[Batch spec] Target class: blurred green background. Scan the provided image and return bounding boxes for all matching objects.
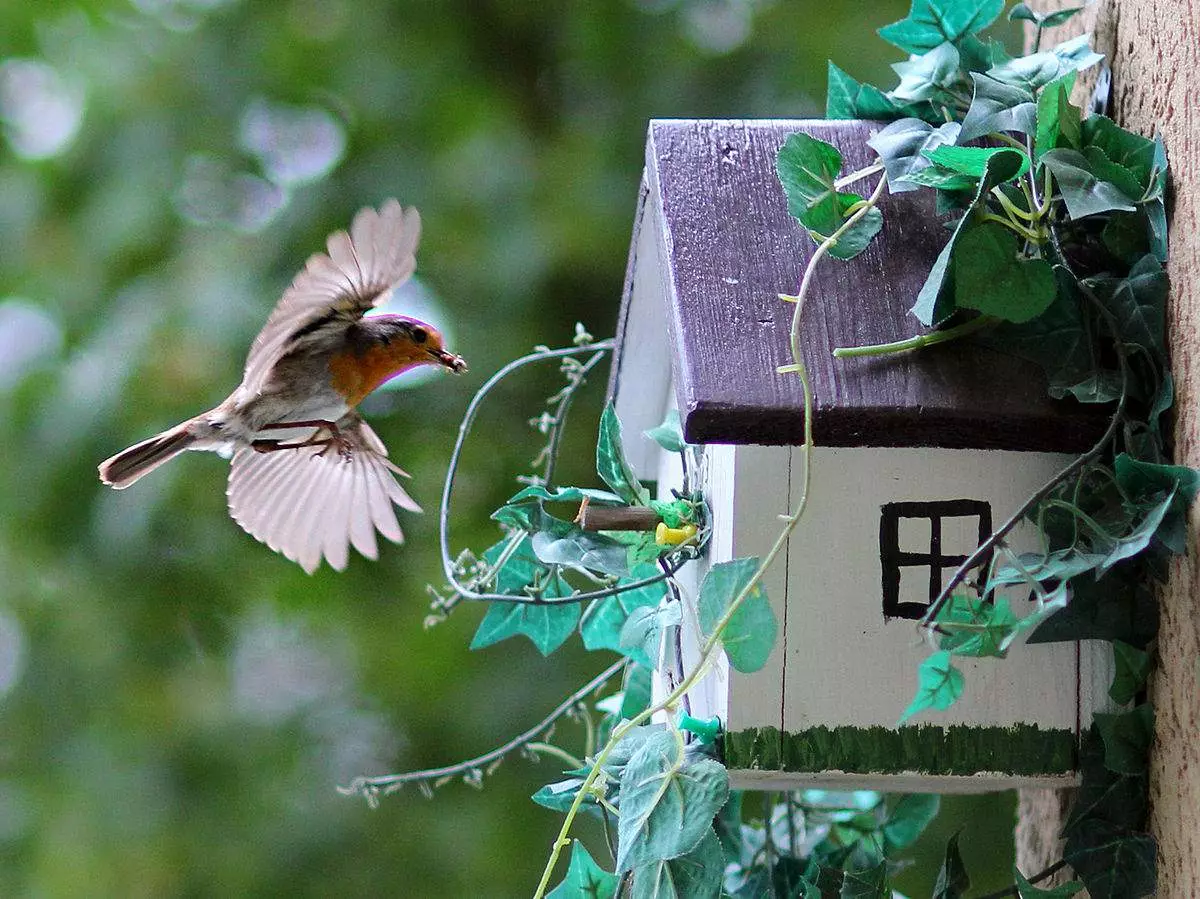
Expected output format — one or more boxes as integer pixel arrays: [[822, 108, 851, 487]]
[[0, 1, 1022, 895]]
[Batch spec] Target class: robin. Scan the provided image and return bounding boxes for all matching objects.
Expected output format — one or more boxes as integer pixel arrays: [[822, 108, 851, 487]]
[[98, 199, 467, 573]]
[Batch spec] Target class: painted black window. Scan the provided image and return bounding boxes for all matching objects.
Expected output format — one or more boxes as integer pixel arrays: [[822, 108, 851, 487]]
[[879, 500, 992, 619]]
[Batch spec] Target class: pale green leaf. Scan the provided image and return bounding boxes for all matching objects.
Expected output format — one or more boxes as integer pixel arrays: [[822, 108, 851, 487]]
[[697, 557, 776, 674]]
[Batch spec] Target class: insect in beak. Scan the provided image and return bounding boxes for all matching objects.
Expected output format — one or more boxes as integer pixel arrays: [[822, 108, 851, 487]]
[[432, 348, 468, 373]]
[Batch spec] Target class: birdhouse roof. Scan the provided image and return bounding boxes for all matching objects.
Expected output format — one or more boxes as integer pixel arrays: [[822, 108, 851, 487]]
[[610, 119, 1106, 455]]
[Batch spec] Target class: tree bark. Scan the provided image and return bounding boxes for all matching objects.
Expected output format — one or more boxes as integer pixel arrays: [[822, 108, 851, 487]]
[[1024, 3, 1200, 896]]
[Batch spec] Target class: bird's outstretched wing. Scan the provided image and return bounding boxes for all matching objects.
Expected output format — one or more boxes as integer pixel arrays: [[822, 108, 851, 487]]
[[238, 199, 421, 399], [225, 416, 421, 573]]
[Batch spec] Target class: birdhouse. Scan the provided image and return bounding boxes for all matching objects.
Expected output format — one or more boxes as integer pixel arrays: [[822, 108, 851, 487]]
[[609, 119, 1116, 791]]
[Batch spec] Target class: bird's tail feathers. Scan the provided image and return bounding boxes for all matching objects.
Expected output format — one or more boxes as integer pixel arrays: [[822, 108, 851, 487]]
[[99, 422, 199, 489]]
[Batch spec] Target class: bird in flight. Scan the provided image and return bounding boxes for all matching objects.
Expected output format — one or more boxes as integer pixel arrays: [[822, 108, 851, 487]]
[[99, 199, 466, 573]]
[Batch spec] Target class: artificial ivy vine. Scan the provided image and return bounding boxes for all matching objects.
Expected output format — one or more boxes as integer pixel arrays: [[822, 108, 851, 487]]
[[337, 3, 1193, 898]]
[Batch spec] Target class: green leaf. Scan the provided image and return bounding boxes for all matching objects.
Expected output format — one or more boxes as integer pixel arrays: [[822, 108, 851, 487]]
[[890, 42, 964, 104], [1083, 146, 1144, 203], [1082, 115, 1157, 195], [645, 409, 685, 453], [954, 221, 1056, 323], [839, 860, 890, 898], [597, 403, 650, 505], [986, 34, 1102, 93], [548, 841, 620, 899], [1009, 2, 1085, 28], [1035, 71, 1081, 159], [470, 561, 579, 654], [959, 73, 1036, 142], [776, 132, 884, 260], [581, 564, 668, 655], [503, 485, 625, 507], [616, 729, 730, 873], [827, 62, 931, 121], [936, 593, 1020, 658], [1098, 487, 1175, 574], [1028, 569, 1158, 649], [878, 0, 1004, 53], [619, 602, 680, 669], [621, 663, 653, 719], [1095, 704, 1153, 775], [697, 557, 776, 674], [630, 827, 724, 899], [933, 831, 971, 899], [881, 794, 940, 851], [1040, 149, 1137, 219], [1109, 641, 1151, 705], [1065, 821, 1156, 899], [532, 527, 630, 577], [1114, 454, 1200, 554], [1066, 724, 1148, 833], [533, 779, 605, 821], [867, 118, 961, 194], [1013, 866, 1085, 897], [986, 547, 1106, 592], [899, 651, 964, 723], [926, 144, 1030, 179], [1086, 254, 1168, 361]]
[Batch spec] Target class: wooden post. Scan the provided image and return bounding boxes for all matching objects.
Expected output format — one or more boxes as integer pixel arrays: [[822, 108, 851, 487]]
[[1024, 3, 1200, 895]]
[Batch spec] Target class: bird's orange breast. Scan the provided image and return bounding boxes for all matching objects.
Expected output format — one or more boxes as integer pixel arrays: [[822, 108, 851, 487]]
[[329, 343, 422, 406]]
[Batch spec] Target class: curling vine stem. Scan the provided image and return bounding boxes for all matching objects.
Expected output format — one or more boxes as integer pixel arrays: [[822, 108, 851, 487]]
[[531, 169, 886, 899], [832, 314, 998, 358], [337, 659, 626, 803]]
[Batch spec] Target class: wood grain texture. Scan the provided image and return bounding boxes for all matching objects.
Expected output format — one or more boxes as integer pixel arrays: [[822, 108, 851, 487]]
[[1015, 788, 1077, 889], [631, 119, 1105, 451]]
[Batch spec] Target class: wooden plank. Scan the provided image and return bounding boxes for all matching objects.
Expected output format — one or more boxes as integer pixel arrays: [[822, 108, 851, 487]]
[[644, 119, 1106, 452]]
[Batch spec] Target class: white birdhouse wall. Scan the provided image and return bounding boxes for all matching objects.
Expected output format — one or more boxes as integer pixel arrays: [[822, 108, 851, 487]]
[[650, 440, 1115, 792]]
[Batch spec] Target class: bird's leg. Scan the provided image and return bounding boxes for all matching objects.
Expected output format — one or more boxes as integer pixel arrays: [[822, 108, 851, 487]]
[[254, 420, 353, 461]]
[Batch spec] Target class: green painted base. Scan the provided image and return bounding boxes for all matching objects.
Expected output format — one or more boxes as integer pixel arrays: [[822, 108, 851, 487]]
[[724, 724, 1077, 776]]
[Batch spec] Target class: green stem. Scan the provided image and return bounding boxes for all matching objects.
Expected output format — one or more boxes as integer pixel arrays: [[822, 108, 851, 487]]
[[834, 161, 884, 190], [989, 132, 1028, 151], [526, 742, 585, 770], [991, 185, 1038, 222], [980, 212, 1042, 242], [833, 315, 998, 359]]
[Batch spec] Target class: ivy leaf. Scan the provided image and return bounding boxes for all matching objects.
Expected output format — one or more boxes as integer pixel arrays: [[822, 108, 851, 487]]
[[878, 0, 1004, 54], [899, 650, 964, 723], [1082, 115, 1157, 195], [827, 61, 933, 122], [1086, 254, 1168, 361], [933, 831, 971, 899], [986, 34, 1102, 93], [1034, 71, 1081, 159], [912, 148, 1028, 326], [982, 266, 1094, 397], [881, 794, 940, 852], [1098, 487, 1175, 574], [839, 860, 890, 898], [1040, 149, 1137, 219], [1013, 866, 1085, 897], [1082, 146, 1144, 204], [1114, 453, 1200, 553], [616, 730, 730, 873], [630, 827, 724, 899], [936, 593, 1020, 658], [926, 144, 1030, 179], [867, 118, 961, 194], [532, 527, 630, 577], [1066, 724, 1148, 833], [890, 42, 964, 104], [548, 841, 620, 899], [533, 780, 606, 821], [581, 564, 668, 655], [1095, 704, 1153, 775], [1064, 820, 1156, 899], [1028, 569, 1158, 649], [985, 547, 1107, 592], [697, 557, 776, 674], [645, 409, 685, 453], [470, 592, 580, 655], [959, 74, 1036, 142], [954, 221, 1057, 323], [1109, 641, 1151, 705], [619, 602, 681, 669], [621, 663, 652, 719], [776, 132, 884, 260], [1009, 3, 1086, 29], [597, 403, 650, 505]]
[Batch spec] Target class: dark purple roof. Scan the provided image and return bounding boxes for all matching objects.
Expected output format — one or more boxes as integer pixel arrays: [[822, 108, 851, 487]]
[[611, 119, 1106, 452]]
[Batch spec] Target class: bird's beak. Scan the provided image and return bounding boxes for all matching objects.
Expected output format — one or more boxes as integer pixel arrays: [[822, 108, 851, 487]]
[[431, 348, 468, 373]]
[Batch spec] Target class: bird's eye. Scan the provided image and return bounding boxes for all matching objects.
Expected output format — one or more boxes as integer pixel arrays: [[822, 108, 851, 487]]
[[409, 326, 428, 344]]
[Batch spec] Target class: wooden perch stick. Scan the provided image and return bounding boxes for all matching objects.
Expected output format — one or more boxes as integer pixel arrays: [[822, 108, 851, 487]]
[[575, 499, 660, 531]]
